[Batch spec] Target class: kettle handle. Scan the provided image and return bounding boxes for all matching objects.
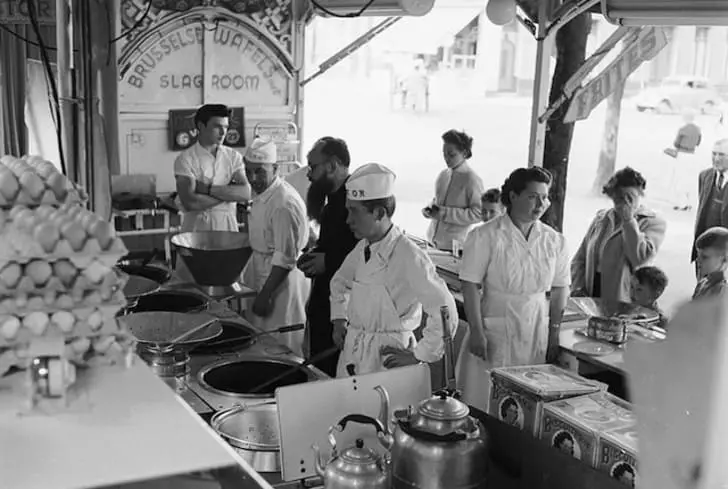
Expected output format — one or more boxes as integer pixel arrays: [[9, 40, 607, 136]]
[[328, 414, 385, 455]]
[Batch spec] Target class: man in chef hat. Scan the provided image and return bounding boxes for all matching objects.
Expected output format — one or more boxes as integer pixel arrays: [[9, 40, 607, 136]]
[[329, 163, 458, 377], [242, 137, 310, 357]]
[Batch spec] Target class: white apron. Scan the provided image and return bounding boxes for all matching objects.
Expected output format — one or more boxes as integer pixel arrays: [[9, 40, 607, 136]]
[[243, 196, 308, 358], [456, 289, 548, 412], [336, 241, 419, 377]]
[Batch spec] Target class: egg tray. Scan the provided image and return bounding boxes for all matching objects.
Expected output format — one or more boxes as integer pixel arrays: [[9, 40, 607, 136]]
[[0, 301, 127, 348], [0, 288, 126, 317], [0, 267, 126, 298], [0, 233, 127, 265], [0, 333, 134, 376], [0, 186, 86, 210]]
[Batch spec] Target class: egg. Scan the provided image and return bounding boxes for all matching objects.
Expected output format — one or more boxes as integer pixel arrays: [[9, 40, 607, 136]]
[[60, 221, 87, 252], [23, 311, 49, 336], [0, 263, 22, 288], [52, 259, 77, 287], [33, 222, 61, 253], [51, 311, 75, 333], [0, 315, 21, 339], [0, 170, 20, 202], [46, 172, 67, 200], [88, 220, 115, 249], [25, 260, 53, 286]]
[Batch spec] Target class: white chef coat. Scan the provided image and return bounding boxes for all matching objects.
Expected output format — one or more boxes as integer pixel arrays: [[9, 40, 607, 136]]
[[330, 225, 458, 377], [173, 142, 244, 232], [456, 214, 570, 411], [243, 177, 309, 357]]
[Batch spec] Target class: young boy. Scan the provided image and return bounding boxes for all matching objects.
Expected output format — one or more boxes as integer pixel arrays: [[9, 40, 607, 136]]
[[693, 227, 728, 300], [631, 266, 669, 329], [481, 188, 504, 223]]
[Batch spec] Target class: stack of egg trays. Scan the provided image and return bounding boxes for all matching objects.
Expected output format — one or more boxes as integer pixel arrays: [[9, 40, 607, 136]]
[[0, 230, 130, 349]]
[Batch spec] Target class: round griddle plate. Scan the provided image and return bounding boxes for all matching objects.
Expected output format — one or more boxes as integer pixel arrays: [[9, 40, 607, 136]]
[[123, 275, 160, 300], [123, 311, 223, 346], [200, 360, 310, 396], [192, 320, 255, 354]]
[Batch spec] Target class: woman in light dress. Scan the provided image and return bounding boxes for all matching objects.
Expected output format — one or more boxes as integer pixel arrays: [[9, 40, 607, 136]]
[[456, 168, 570, 412]]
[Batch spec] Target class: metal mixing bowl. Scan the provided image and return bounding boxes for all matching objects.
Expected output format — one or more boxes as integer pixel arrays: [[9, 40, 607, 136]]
[[170, 231, 253, 286]]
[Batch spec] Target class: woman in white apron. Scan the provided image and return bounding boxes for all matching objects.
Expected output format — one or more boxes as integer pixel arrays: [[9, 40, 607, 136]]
[[242, 139, 309, 357], [456, 168, 570, 412]]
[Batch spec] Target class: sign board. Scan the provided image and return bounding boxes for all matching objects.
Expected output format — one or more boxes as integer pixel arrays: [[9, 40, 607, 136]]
[[564, 26, 668, 123], [119, 19, 291, 107], [168, 106, 245, 151], [0, 0, 55, 24]]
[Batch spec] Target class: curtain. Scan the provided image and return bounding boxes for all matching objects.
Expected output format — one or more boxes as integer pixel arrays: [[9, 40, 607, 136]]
[[0, 25, 28, 156]]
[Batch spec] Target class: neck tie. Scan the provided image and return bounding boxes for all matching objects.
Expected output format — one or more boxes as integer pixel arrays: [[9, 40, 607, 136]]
[[364, 245, 371, 262], [719, 172, 725, 190]]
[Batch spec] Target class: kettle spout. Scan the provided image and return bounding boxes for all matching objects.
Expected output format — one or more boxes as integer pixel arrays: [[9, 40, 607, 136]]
[[312, 444, 325, 477], [373, 385, 392, 436]]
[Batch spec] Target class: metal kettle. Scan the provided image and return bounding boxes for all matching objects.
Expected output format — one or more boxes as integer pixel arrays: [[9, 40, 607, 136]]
[[372, 305, 488, 489], [374, 386, 488, 489], [312, 414, 390, 489]]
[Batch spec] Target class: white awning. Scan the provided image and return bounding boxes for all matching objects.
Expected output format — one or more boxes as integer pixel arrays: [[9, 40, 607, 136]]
[[370, 4, 484, 55]]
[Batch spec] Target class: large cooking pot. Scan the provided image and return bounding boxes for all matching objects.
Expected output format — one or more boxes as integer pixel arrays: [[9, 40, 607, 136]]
[[211, 401, 281, 473], [123, 289, 209, 315], [374, 385, 488, 489]]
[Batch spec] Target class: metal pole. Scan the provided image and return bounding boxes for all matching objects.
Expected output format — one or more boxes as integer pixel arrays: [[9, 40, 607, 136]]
[[56, 0, 75, 178], [527, 0, 556, 168]]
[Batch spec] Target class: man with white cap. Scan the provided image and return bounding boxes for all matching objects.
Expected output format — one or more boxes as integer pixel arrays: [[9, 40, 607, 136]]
[[174, 104, 251, 232], [329, 163, 458, 377], [242, 137, 309, 356]]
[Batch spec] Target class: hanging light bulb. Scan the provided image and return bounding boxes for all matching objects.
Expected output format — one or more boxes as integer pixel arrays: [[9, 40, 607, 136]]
[[486, 0, 517, 26]]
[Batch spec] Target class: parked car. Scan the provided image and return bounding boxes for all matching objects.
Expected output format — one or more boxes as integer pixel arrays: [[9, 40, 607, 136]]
[[634, 76, 723, 114]]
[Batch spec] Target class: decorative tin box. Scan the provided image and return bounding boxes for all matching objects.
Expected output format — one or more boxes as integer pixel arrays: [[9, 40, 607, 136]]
[[539, 392, 635, 466], [489, 364, 605, 436], [597, 424, 639, 487]]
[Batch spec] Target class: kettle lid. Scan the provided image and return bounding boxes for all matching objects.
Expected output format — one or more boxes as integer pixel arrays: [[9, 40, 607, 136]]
[[418, 391, 470, 421], [339, 439, 381, 466]]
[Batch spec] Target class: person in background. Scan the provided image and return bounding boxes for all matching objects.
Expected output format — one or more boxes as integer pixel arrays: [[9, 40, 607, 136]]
[[456, 167, 570, 412], [571, 167, 666, 306], [404, 58, 429, 112], [630, 266, 669, 330], [173, 104, 251, 281], [424, 129, 484, 251], [329, 163, 457, 377], [174, 104, 251, 231], [284, 164, 318, 250], [242, 138, 309, 357], [296, 137, 359, 376], [666, 110, 702, 210], [693, 139, 728, 276], [692, 226, 728, 300], [481, 188, 504, 223]]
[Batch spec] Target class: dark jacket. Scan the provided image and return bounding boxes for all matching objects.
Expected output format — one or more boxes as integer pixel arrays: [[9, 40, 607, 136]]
[[693, 168, 728, 262]]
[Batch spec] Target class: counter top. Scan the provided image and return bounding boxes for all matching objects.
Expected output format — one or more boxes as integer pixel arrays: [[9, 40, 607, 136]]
[[0, 362, 273, 489]]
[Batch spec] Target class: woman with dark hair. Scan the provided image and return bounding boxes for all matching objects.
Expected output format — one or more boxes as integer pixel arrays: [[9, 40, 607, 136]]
[[423, 129, 484, 251], [456, 167, 570, 411], [571, 167, 667, 306]]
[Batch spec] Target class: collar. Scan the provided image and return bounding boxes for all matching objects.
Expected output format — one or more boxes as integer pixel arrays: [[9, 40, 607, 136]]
[[501, 213, 542, 241], [252, 176, 282, 205], [366, 224, 401, 262], [194, 141, 221, 158], [450, 161, 469, 173], [329, 176, 349, 203], [703, 269, 728, 288]]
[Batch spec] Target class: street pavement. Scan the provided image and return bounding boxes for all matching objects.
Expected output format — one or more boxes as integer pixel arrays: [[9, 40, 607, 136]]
[[302, 72, 723, 313]]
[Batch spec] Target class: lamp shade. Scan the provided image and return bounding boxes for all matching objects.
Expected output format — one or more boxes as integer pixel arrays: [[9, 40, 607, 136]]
[[486, 0, 516, 26]]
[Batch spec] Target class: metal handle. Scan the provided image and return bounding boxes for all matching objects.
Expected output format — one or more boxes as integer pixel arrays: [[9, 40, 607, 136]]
[[328, 414, 384, 455], [248, 345, 340, 394], [440, 306, 457, 391]]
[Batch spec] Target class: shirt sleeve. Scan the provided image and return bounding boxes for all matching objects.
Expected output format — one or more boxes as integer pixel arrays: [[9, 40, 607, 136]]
[[330, 244, 363, 321], [459, 225, 490, 284], [231, 150, 246, 183], [271, 205, 308, 270], [552, 233, 571, 288], [174, 153, 195, 179], [404, 249, 459, 363]]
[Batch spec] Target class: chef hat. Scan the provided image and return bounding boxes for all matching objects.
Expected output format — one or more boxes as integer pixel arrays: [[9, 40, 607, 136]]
[[346, 163, 396, 201], [245, 138, 277, 164]]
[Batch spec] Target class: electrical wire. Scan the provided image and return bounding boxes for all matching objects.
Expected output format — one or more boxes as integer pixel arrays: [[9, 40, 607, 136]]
[[0, 23, 57, 50], [27, 0, 67, 175], [310, 0, 377, 18], [108, 0, 153, 45]]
